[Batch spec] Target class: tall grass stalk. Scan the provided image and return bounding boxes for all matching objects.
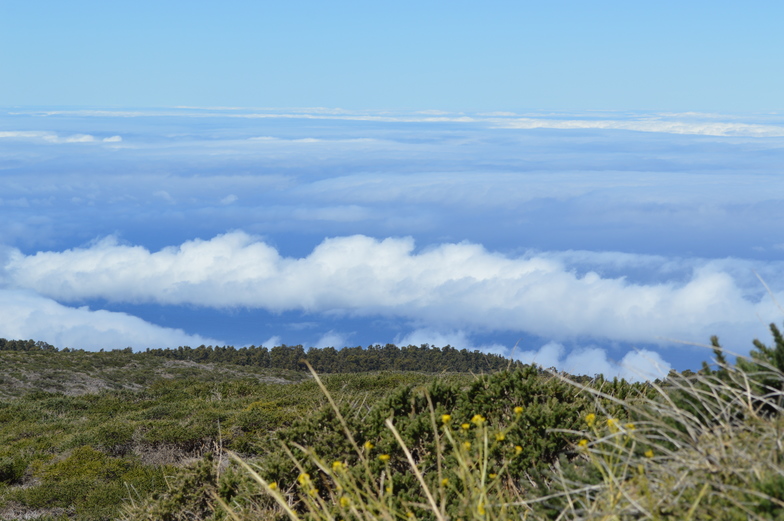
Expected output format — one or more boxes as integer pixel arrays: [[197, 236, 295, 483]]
[[546, 347, 784, 520], [216, 338, 784, 520]]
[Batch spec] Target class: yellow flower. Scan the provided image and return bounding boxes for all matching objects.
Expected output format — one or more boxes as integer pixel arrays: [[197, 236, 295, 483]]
[[378, 454, 391, 462], [441, 478, 449, 486], [644, 449, 654, 458], [332, 461, 344, 472], [607, 418, 619, 433], [385, 486, 393, 493], [309, 488, 319, 497], [513, 406, 524, 415], [268, 482, 278, 491], [297, 473, 311, 486], [585, 413, 596, 427], [514, 445, 523, 454], [578, 439, 588, 448], [477, 502, 486, 515], [488, 473, 497, 479], [363, 440, 374, 450], [442, 414, 452, 424], [463, 441, 472, 450], [461, 423, 471, 430], [471, 414, 486, 425], [625, 423, 636, 430], [339, 496, 351, 508]]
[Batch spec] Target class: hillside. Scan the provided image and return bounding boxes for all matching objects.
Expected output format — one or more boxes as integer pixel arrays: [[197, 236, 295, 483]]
[[2, 328, 784, 520], [0, 343, 483, 520]]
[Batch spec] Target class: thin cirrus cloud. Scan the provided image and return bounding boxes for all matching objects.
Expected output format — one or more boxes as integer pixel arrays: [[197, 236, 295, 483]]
[[3, 232, 779, 351], [0, 131, 122, 143], [15, 108, 784, 138], [489, 117, 784, 137]]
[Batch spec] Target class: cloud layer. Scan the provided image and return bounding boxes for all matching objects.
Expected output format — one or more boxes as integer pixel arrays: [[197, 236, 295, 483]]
[[4, 232, 779, 350], [15, 108, 784, 137], [514, 342, 672, 382], [2, 108, 784, 375], [0, 289, 217, 350], [0, 130, 122, 143]]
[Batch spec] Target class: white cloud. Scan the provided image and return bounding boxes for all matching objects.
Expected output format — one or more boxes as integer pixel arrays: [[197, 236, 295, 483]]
[[0, 131, 100, 143], [515, 342, 672, 382], [0, 288, 218, 350], [261, 335, 281, 348], [394, 331, 671, 381], [395, 328, 507, 355], [491, 117, 784, 137], [103, 135, 122, 143], [60, 134, 96, 143], [16, 108, 784, 137], [4, 232, 780, 350], [315, 330, 350, 348], [220, 194, 238, 205]]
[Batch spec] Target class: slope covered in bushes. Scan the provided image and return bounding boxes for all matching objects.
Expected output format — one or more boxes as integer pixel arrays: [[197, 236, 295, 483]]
[[129, 324, 784, 520], [4, 326, 784, 520], [0, 345, 478, 520]]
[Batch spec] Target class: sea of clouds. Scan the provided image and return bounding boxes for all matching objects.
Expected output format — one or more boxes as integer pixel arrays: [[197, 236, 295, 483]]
[[2, 108, 783, 380]]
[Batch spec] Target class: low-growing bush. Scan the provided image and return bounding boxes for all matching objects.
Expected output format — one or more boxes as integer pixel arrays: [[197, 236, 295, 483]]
[[11, 446, 167, 521]]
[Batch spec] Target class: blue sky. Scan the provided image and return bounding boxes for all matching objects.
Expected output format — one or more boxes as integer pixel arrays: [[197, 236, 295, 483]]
[[1, 2, 783, 380], [3, 1, 784, 112]]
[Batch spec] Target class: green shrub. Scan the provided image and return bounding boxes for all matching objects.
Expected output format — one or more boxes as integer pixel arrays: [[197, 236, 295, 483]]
[[0, 455, 29, 485], [12, 446, 166, 521]]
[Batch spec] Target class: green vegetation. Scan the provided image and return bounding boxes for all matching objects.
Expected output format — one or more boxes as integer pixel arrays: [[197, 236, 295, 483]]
[[2, 327, 784, 520], [142, 343, 523, 373], [0, 343, 485, 520]]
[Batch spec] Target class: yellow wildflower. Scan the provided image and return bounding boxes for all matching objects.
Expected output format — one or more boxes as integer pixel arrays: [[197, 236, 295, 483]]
[[441, 478, 449, 486], [514, 445, 523, 454], [471, 414, 486, 425], [297, 473, 311, 486], [378, 454, 391, 462], [489, 473, 497, 479], [463, 441, 472, 450], [585, 413, 596, 427], [268, 482, 278, 491], [332, 461, 344, 472], [625, 423, 636, 430], [363, 440, 374, 450], [442, 414, 452, 424], [461, 423, 471, 430], [339, 496, 351, 508], [514, 406, 524, 415], [578, 439, 588, 448], [644, 449, 654, 458], [607, 418, 619, 433]]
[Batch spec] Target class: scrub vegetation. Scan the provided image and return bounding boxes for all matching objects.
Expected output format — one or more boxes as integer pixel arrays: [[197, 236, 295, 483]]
[[1, 327, 784, 520]]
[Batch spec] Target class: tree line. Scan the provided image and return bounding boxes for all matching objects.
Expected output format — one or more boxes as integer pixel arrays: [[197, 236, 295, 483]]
[[144, 343, 524, 373], [0, 338, 524, 373]]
